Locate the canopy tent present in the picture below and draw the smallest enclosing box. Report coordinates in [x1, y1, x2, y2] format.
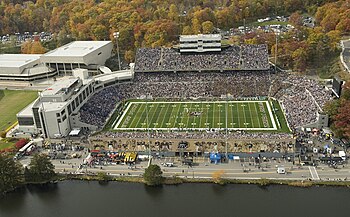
[69, 129, 81, 136]
[210, 153, 222, 164]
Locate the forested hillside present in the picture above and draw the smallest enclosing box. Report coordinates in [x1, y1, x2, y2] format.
[0, 0, 347, 62]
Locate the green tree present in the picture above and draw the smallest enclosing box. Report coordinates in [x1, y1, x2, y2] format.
[143, 164, 163, 186]
[97, 172, 110, 181]
[323, 99, 340, 118]
[182, 26, 192, 35]
[202, 21, 214, 34]
[0, 153, 23, 194]
[26, 153, 55, 182]
[0, 131, 6, 138]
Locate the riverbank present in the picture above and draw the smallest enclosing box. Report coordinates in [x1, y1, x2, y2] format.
[56, 173, 350, 188]
[4, 173, 349, 196]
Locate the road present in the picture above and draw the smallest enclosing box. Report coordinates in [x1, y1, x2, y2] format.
[20, 156, 350, 181]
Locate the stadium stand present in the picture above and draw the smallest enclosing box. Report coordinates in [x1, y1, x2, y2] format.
[79, 70, 333, 130]
[134, 45, 269, 72]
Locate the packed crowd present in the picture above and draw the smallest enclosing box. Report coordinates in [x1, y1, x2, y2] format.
[124, 71, 272, 98]
[135, 45, 269, 72]
[270, 74, 333, 129]
[79, 86, 122, 126]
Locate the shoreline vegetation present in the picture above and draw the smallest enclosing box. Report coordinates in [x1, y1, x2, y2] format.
[56, 173, 350, 188]
[3, 174, 350, 196]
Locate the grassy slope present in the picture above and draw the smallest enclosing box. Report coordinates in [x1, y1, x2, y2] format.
[0, 139, 15, 150]
[0, 90, 38, 131]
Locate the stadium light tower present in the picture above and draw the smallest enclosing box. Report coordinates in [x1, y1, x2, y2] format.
[113, 32, 121, 70]
[225, 92, 228, 158]
[275, 32, 278, 73]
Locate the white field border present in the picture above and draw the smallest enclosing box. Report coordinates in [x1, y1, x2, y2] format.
[113, 101, 278, 131]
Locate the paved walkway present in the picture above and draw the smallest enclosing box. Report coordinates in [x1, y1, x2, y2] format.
[341, 39, 350, 73]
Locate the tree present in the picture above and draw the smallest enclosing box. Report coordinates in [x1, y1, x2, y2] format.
[124, 49, 135, 63]
[288, 12, 303, 28]
[0, 153, 23, 194]
[0, 131, 6, 138]
[143, 164, 163, 186]
[97, 172, 110, 181]
[15, 139, 28, 150]
[212, 169, 226, 184]
[323, 99, 340, 118]
[182, 26, 192, 35]
[30, 41, 46, 54]
[202, 21, 214, 34]
[26, 153, 55, 182]
[21, 41, 46, 54]
[334, 100, 350, 139]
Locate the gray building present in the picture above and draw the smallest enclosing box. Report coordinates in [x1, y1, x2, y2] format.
[15, 68, 133, 138]
[0, 41, 113, 81]
[0, 54, 55, 81]
[41, 41, 113, 76]
[179, 34, 222, 53]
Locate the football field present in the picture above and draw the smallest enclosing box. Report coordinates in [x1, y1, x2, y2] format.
[113, 100, 280, 131]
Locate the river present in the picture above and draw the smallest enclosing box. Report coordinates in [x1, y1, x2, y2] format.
[0, 181, 349, 217]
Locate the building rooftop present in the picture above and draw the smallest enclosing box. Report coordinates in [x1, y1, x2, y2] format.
[180, 34, 221, 40]
[17, 100, 37, 117]
[42, 41, 112, 57]
[95, 70, 133, 82]
[41, 102, 67, 112]
[0, 54, 41, 68]
[41, 78, 79, 96]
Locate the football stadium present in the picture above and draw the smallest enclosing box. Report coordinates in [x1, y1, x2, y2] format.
[13, 34, 332, 141]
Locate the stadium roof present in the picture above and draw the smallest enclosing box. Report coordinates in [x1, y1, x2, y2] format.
[42, 41, 112, 57]
[0, 54, 41, 68]
[180, 34, 221, 39]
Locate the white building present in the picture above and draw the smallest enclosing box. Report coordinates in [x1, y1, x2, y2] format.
[0, 41, 114, 81]
[0, 54, 55, 81]
[15, 68, 134, 138]
[179, 34, 221, 53]
[41, 41, 113, 76]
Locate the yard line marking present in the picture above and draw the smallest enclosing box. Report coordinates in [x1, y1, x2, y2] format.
[172, 103, 182, 129]
[185, 103, 194, 129]
[159, 103, 171, 128]
[227, 104, 235, 128]
[253, 102, 262, 128]
[242, 102, 248, 128]
[265, 101, 277, 129]
[247, 102, 255, 128]
[199, 102, 204, 128]
[129, 103, 143, 128]
[114, 102, 132, 129]
[148, 103, 160, 129]
[236, 102, 241, 128]
[135, 103, 148, 128]
[212, 102, 215, 128]
[205, 103, 210, 128]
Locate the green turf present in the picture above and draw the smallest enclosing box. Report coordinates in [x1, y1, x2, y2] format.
[113, 100, 285, 131]
[0, 89, 38, 131]
[0, 139, 15, 151]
